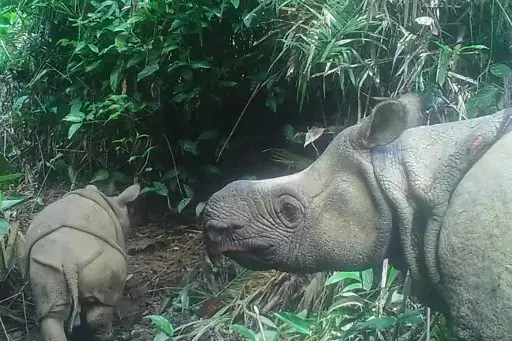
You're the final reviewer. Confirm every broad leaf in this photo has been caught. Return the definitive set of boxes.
[0,217,9,237]
[231,324,258,341]
[0,196,28,211]
[90,169,109,183]
[153,332,170,341]
[197,130,219,141]
[178,197,191,213]
[324,271,361,286]
[304,126,325,147]
[68,123,83,139]
[0,173,23,183]
[137,64,160,82]
[195,201,206,217]
[147,315,174,336]
[490,63,512,78]
[274,312,311,335]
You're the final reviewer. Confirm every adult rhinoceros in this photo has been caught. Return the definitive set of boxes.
[200,92,512,340]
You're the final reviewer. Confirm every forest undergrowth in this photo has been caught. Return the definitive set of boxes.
[1,0,512,340]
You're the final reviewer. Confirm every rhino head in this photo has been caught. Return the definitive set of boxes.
[85,183,141,236]
[201,94,425,273]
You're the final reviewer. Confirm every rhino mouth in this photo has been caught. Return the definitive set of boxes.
[204,234,276,270]
[201,218,278,269]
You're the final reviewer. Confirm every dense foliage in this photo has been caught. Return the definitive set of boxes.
[1,0,512,211]
[1,0,512,339]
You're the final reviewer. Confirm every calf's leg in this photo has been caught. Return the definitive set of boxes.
[40,314,68,341]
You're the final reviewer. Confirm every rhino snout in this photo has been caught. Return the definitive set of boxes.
[202,220,249,265]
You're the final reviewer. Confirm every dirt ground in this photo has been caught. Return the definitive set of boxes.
[1,184,214,341]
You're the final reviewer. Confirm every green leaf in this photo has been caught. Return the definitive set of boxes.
[257,330,278,341]
[436,46,452,87]
[153,332,170,341]
[0,217,9,237]
[465,85,498,118]
[183,184,194,198]
[361,268,373,290]
[324,271,362,286]
[231,324,258,341]
[266,96,277,112]
[230,0,240,8]
[274,312,311,335]
[110,65,122,92]
[137,64,160,82]
[88,44,99,53]
[68,165,76,184]
[218,80,237,87]
[12,95,29,110]
[0,173,23,183]
[179,139,199,156]
[152,182,168,196]
[111,171,131,184]
[74,41,86,52]
[90,169,109,183]
[28,68,48,86]
[0,196,27,211]
[460,44,489,51]
[190,60,211,69]
[127,54,145,68]
[201,164,220,174]
[0,155,11,175]
[490,63,512,78]
[147,315,174,337]
[386,266,399,287]
[397,308,424,326]
[328,293,365,312]
[247,311,278,329]
[63,100,84,123]
[197,130,219,141]
[68,123,82,139]
[56,38,70,46]
[115,32,129,49]
[85,60,102,72]
[341,282,363,292]
[243,5,262,28]
[178,197,191,213]
[283,124,296,141]
[353,316,397,332]
[195,201,206,217]
[163,169,179,180]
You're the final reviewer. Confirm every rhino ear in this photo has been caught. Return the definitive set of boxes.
[116,184,141,206]
[357,100,408,149]
[85,184,99,191]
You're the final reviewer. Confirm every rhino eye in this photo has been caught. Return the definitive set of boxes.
[276,194,303,226]
[281,202,299,222]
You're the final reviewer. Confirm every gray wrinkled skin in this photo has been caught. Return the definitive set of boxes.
[22,184,141,341]
[201,93,512,340]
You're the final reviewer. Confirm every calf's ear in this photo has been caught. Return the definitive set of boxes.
[357,100,409,149]
[116,184,141,206]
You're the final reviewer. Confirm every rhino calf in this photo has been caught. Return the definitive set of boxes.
[201,93,512,340]
[23,184,141,341]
